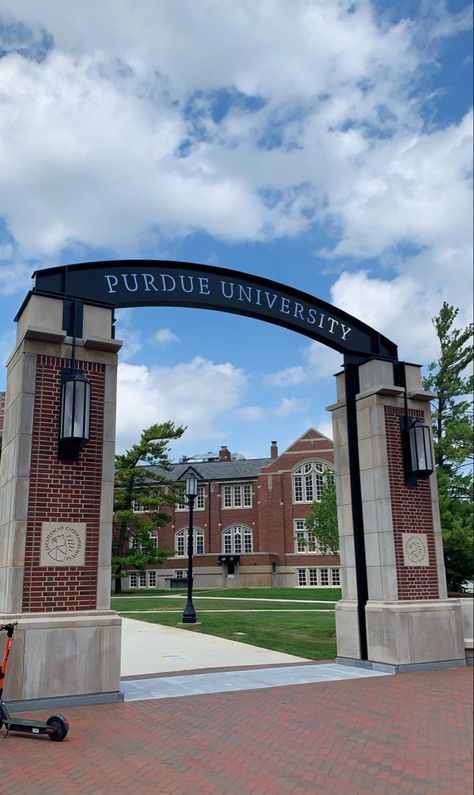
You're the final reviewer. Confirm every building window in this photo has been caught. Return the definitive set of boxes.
[296,567,340,587]
[177,485,205,511]
[129,530,159,551]
[331,568,341,586]
[292,461,334,504]
[128,570,157,589]
[294,519,319,553]
[175,527,205,556]
[222,483,252,509]
[175,570,185,579]
[132,490,159,512]
[222,525,253,554]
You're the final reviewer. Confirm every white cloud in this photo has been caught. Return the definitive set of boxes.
[265,366,307,387]
[0,0,470,346]
[0,1,469,271]
[234,405,265,421]
[152,328,180,346]
[274,396,310,417]
[116,356,246,451]
[329,270,459,363]
[302,344,343,379]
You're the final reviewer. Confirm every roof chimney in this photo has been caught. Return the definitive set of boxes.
[219,445,231,461]
[270,440,278,459]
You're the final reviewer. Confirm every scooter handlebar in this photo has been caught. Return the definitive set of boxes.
[0,621,18,632]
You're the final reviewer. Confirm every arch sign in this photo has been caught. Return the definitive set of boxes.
[27,259,398,362]
[26,259,398,664]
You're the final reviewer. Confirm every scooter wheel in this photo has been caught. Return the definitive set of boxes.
[46,714,69,741]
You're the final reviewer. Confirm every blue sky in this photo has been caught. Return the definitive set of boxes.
[0,0,472,459]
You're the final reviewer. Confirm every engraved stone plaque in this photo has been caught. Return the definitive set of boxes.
[402,533,429,567]
[40,522,86,567]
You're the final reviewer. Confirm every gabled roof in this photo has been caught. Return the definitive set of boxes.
[149,457,273,483]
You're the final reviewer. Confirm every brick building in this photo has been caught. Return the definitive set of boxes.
[125,427,341,590]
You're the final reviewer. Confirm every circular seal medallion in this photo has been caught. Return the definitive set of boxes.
[404,535,427,565]
[44,525,82,564]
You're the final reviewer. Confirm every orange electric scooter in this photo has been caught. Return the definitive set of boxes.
[0,622,69,740]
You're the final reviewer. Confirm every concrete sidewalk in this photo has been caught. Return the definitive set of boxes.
[120,616,309,676]
[120,616,390,703]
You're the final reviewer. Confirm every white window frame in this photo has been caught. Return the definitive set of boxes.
[222,525,253,554]
[292,461,334,504]
[128,570,158,589]
[296,567,341,588]
[176,485,205,511]
[221,483,252,509]
[132,490,159,512]
[129,530,158,551]
[175,527,205,556]
[294,519,320,553]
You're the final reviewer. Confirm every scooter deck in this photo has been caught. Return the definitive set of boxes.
[3,718,50,729]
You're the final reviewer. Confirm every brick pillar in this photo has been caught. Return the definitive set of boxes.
[328,359,465,671]
[0,294,123,701]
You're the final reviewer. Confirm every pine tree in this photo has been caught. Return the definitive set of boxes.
[112,422,185,593]
[423,303,473,591]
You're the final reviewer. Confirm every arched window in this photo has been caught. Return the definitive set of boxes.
[175,527,204,556]
[222,525,253,554]
[292,461,334,503]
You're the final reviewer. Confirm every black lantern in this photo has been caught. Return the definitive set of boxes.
[400,416,433,485]
[408,420,433,478]
[59,369,91,461]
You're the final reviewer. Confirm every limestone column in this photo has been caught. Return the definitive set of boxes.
[328,358,465,671]
[0,293,123,702]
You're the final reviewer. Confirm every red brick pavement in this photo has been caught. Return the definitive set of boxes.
[1,667,472,795]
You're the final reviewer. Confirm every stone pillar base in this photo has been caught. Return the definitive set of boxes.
[335,600,361,660]
[0,610,122,702]
[336,599,466,670]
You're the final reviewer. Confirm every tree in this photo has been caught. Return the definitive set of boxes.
[112,422,185,593]
[304,475,339,555]
[423,303,473,592]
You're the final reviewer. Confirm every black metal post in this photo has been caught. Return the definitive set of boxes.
[344,360,368,660]
[182,493,197,624]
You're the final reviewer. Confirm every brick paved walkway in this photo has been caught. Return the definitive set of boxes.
[3,667,472,795]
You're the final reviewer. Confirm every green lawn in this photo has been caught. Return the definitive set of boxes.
[114,587,340,659]
[112,586,341,601]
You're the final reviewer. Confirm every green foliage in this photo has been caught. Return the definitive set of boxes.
[304,476,339,555]
[112,422,185,591]
[436,469,473,593]
[423,302,473,478]
[423,303,473,591]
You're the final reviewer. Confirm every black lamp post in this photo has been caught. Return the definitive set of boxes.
[182,471,198,624]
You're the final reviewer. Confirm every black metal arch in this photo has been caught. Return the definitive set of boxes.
[26,259,398,362]
[22,258,401,662]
